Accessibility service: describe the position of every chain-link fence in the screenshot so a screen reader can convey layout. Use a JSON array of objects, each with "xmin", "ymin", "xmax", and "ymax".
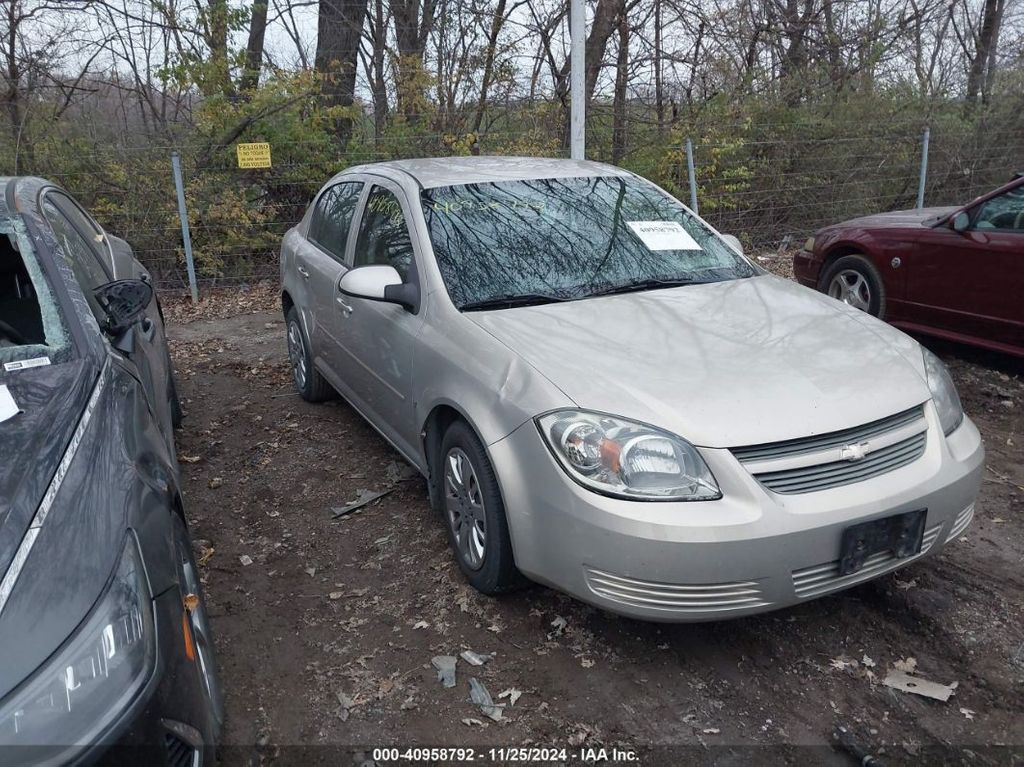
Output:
[{"xmin": 39, "ymin": 111, "xmax": 1023, "ymax": 296}]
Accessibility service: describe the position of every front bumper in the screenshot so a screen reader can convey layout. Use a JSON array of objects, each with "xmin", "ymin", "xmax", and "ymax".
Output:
[
  {"xmin": 792, "ymin": 248, "xmax": 821, "ymax": 288},
  {"xmin": 90, "ymin": 587, "xmax": 213, "ymax": 767},
  {"xmin": 490, "ymin": 404, "xmax": 984, "ymax": 622}
]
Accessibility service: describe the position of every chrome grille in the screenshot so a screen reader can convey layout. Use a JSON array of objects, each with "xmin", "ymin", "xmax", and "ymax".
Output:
[
  {"xmin": 732, "ymin": 406, "xmax": 925, "ymax": 462},
  {"xmin": 584, "ymin": 567, "xmax": 771, "ymax": 614},
  {"xmin": 731, "ymin": 405, "xmax": 928, "ymax": 495},
  {"xmin": 792, "ymin": 523, "xmax": 942, "ymax": 598}
]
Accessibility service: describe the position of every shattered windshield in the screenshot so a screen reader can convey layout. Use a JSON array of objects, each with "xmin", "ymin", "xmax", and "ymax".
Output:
[
  {"xmin": 421, "ymin": 175, "xmax": 757, "ymax": 310},
  {"xmin": 0, "ymin": 216, "xmax": 73, "ymax": 369}
]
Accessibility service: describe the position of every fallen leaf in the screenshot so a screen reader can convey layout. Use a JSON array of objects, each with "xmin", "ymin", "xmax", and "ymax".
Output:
[
  {"xmin": 498, "ymin": 688, "xmax": 523, "ymax": 706},
  {"xmin": 960, "ymin": 707, "xmax": 975, "ymax": 720},
  {"xmin": 894, "ymin": 657, "xmax": 918, "ymax": 673},
  {"xmin": 180, "ymin": 455, "xmax": 201, "ymax": 463},
  {"xmin": 239, "ymin": 554, "xmax": 253, "ymax": 566}
]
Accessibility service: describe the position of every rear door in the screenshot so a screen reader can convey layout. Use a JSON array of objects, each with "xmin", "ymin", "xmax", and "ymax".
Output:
[
  {"xmin": 294, "ymin": 181, "xmax": 363, "ymax": 381},
  {"xmin": 901, "ymin": 184, "xmax": 1024, "ymax": 349}
]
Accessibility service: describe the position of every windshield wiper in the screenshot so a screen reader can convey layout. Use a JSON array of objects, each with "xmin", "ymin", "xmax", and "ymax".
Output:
[
  {"xmin": 586, "ymin": 276, "xmax": 706, "ymax": 298},
  {"xmin": 459, "ymin": 293, "xmax": 573, "ymax": 311}
]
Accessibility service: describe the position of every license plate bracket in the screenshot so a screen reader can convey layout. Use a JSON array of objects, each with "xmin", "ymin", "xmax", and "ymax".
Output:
[{"xmin": 839, "ymin": 509, "xmax": 926, "ymax": 576}]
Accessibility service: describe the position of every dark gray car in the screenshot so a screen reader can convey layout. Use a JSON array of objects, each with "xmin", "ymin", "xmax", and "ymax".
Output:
[{"xmin": 0, "ymin": 177, "xmax": 222, "ymax": 764}]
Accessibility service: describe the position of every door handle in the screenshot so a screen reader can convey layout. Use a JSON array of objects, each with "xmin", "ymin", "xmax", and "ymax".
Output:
[
  {"xmin": 297, "ymin": 265, "xmax": 310, "ymax": 279},
  {"xmin": 336, "ymin": 297, "xmax": 353, "ymax": 316}
]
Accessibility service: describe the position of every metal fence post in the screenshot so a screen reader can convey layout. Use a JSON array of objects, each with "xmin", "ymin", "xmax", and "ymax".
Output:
[
  {"xmin": 685, "ymin": 137, "xmax": 698, "ymax": 214},
  {"xmin": 569, "ymin": 0, "xmax": 585, "ymax": 160},
  {"xmin": 916, "ymin": 126, "xmax": 930, "ymax": 210},
  {"xmin": 171, "ymin": 151, "xmax": 199, "ymax": 304}
]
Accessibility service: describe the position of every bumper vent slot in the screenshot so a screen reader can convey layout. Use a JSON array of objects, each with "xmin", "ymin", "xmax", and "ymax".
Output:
[
  {"xmin": 792, "ymin": 523, "xmax": 942, "ymax": 598},
  {"xmin": 946, "ymin": 503, "xmax": 975, "ymax": 542},
  {"xmin": 164, "ymin": 733, "xmax": 197, "ymax": 767},
  {"xmin": 731, "ymin": 406, "xmax": 928, "ymax": 495},
  {"xmin": 584, "ymin": 567, "xmax": 771, "ymax": 614}
]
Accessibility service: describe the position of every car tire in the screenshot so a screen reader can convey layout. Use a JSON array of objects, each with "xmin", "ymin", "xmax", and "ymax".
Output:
[
  {"xmin": 172, "ymin": 514, "xmax": 225, "ymax": 734},
  {"xmin": 438, "ymin": 420, "xmax": 525, "ymax": 594},
  {"xmin": 285, "ymin": 307, "xmax": 332, "ymax": 402},
  {"xmin": 820, "ymin": 254, "xmax": 886, "ymax": 318}
]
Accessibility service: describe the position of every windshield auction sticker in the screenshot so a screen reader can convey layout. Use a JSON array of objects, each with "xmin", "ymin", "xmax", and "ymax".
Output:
[{"xmin": 627, "ymin": 221, "xmax": 701, "ymax": 251}]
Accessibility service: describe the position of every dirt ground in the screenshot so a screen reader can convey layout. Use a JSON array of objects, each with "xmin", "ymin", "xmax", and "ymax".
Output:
[{"xmin": 165, "ymin": 274, "xmax": 1023, "ymax": 766}]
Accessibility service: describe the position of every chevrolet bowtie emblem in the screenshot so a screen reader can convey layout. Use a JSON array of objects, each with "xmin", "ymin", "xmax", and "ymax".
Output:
[{"xmin": 840, "ymin": 442, "xmax": 870, "ymax": 462}]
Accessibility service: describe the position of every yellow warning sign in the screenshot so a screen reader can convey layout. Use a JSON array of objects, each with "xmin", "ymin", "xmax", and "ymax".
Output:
[{"xmin": 236, "ymin": 142, "xmax": 272, "ymax": 169}]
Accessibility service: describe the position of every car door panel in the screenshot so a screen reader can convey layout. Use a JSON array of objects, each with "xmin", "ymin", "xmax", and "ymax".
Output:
[
  {"xmin": 333, "ymin": 180, "xmax": 425, "ymax": 459},
  {"xmin": 296, "ymin": 182, "xmax": 364, "ymax": 382},
  {"xmin": 902, "ymin": 188, "xmax": 1023, "ymax": 348}
]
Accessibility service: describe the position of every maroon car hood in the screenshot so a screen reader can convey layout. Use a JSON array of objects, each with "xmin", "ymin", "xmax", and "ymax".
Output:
[{"xmin": 839, "ymin": 206, "xmax": 957, "ymax": 229}]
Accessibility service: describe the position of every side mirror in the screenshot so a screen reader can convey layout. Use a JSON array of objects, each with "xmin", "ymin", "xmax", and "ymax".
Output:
[
  {"xmin": 94, "ymin": 279, "xmax": 153, "ymax": 336},
  {"xmin": 339, "ymin": 265, "xmax": 419, "ymax": 312},
  {"xmin": 951, "ymin": 211, "xmax": 970, "ymax": 232},
  {"xmin": 720, "ymin": 234, "xmax": 744, "ymax": 255}
]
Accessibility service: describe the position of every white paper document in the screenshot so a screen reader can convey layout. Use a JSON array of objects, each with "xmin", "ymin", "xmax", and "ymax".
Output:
[
  {"xmin": 627, "ymin": 221, "xmax": 701, "ymax": 251},
  {"xmin": 0, "ymin": 384, "xmax": 21, "ymax": 424}
]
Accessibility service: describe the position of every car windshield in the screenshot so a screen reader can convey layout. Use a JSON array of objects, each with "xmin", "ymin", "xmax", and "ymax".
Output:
[
  {"xmin": 421, "ymin": 174, "xmax": 757, "ymax": 310},
  {"xmin": 0, "ymin": 215, "xmax": 73, "ymax": 368}
]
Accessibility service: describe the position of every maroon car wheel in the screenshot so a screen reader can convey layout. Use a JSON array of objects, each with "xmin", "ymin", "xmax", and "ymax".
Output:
[{"xmin": 820, "ymin": 254, "xmax": 886, "ymax": 318}]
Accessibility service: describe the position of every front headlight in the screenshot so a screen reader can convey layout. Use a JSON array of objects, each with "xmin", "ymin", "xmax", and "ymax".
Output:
[
  {"xmin": 803, "ymin": 236, "xmax": 815, "ymax": 252},
  {"xmin": 0, "ymin": 535, "xmax": 154, "ymax": 749},
  {"xmin": 922, "ymin": 348, "xmax": 964, "ymax": 436},
  {"xmin": 536, "ymin": 410, "xmax": 721, "ymax": 500}
]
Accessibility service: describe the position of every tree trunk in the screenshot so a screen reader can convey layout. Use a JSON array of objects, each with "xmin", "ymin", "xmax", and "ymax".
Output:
[
  {"xmin": 964, "ymin": 0, "xmax": 1005, "ymax": 109},
  {"xmin": 240, "ymin": 1, "xmax": 268, "ymax": 93},
  {"xmin": 315, "ymin": 0, "xmax": 370, "ymax": 144},
  {"xmin": 654, "ymin": 0, "xmax": 663, "ymax": 135},
  {"xmin": 369, "ymin": 0, "xmax": 389, "ymax": 143},
  {"xmin": 204, "ymin": 0, "xmax": 233, "ymax": 97},
  {"xmin": 555, "ymin": 0, "xmax": 622, "ymax": 149},
  {"xmin": 611, "ymin": 11, "xmax": 629, "ymax": 164},
  {"xmin": 391, "ymin": 0, "xmax": 436, "ymax": 119},
  {"xmin": 471, "ymin": 0, "xmax": 510, "ymax": 146}
]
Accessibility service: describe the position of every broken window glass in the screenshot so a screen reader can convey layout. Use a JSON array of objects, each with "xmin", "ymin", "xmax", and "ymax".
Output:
[{"xmin": 0, "ymin": 217, "xmax": 73, "ymax": 368}]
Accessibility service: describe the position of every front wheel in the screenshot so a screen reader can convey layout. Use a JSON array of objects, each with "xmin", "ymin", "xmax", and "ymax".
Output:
[
  {"xmin": 439, "ymin": 420, "xmax": 525, "ymax": 594},
  {"xmin": 820, "ymin": 254, "xmax": 886, "ymax": 318}
]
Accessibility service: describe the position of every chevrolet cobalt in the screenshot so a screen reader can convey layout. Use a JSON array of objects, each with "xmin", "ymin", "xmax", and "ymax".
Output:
[{"xmin": 279, "ymin": 157, "xmax": 984, "ymax": 621}]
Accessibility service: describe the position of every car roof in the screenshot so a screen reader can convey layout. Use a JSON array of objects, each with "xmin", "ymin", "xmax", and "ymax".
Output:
[{"xmin": 337, "ymin": 156, "xmax": 633, "ymax": 190}]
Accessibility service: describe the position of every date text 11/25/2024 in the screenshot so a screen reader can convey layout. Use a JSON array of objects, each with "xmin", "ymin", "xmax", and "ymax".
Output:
[{"xmin": 372, "ymin": 746, "xmax": 640, "ymax": 763}]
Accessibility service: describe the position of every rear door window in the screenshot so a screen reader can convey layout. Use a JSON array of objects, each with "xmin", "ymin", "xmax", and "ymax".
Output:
[{"xmin": 308, "ymin": 182, "xmax": 363, "ymax": 262}]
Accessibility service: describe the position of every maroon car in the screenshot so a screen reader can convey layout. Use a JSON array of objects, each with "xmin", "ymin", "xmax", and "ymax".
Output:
[{"xmin": 794, "ymin": 174, "xmax": 1024, "ymax": 356}]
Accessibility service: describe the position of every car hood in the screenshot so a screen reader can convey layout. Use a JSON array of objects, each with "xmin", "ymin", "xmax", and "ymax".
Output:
[
  {"xmin": 836, "ymin": 206, "xmax": 958, "ymax": 230},
  {"xmin": 0, "ymin": 359, "xmax": 116, "ymax": 699},
  {"xmin": 469, "ymin": 275, "xmax": 931, "ymax": 448},
  {"xmin": 0, "ymin": 359, "xmax": 96, "ymax": 571}
]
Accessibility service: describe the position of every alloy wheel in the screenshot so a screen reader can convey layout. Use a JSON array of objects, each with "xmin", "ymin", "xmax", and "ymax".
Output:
[
  {"xmin": 827, "ymin": 269, "xmax": 872, "ymax": 311},
  {"xmin": 444, "ymin": 448, "xmax": 487, "ymax": 570},
  {"xmin": 287, "ymin": 320, "xmax": 308, "ymax": 390}
]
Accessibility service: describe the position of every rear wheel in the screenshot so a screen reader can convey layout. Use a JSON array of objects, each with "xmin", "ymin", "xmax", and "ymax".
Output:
[
  {"xmin": 439, "ymin": 420, "xmax": 524, "ymax": 594},
  {"xmin": 172, "ymin": 514, "xmax": 225, "ymax": 733},
  {"xmin": 286, "ymin": 307, "xmax": 331, "ymax": 402},
  {"xmin": 821, "ymin": 254, "xmax": 886, "ymax": 318}
]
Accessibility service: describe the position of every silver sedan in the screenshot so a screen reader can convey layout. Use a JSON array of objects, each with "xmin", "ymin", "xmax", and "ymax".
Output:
[{"xmin": 279, "ymin": 157, "xmax": 984, "ymax": 621}]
